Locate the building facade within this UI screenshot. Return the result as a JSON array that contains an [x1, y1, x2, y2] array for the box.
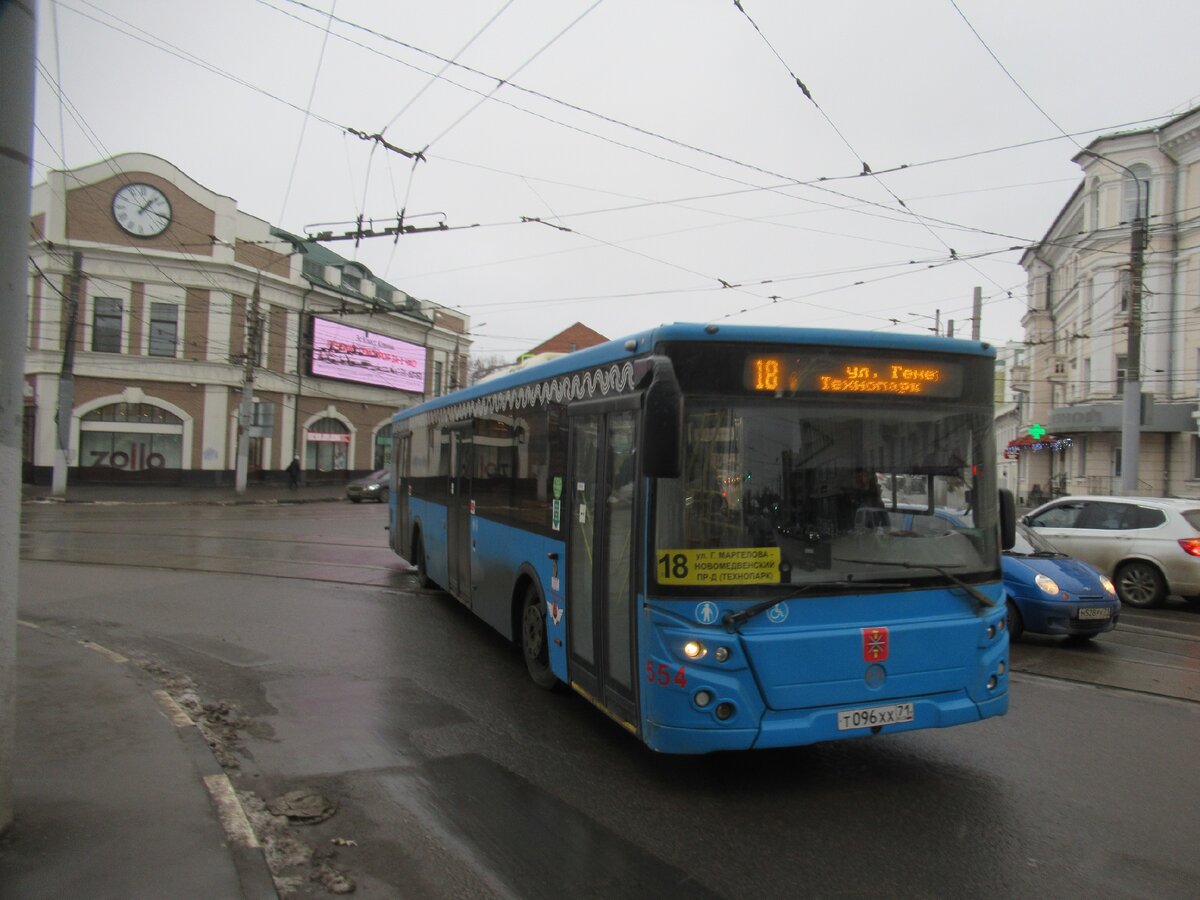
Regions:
[[1016, 106, 1200, 501], [24, 153, 470, 485]]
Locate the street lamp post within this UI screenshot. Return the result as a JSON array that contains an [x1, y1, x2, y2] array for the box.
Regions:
[[1081, 150, 1146, 495]]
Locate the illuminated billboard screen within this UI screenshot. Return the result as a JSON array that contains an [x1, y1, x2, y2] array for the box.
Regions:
[[309, 317, 427, 392]]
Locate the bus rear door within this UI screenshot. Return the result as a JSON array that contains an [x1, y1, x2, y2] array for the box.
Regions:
[[568, 401, 639, 730], [446, 424, 473, 606]]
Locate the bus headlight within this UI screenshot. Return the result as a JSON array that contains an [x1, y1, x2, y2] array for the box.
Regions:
[[683, 640, 706, 659]]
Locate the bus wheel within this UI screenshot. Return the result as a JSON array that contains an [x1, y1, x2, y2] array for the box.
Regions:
[[413, 531, 433, 589], [521, 584, 559, 690]]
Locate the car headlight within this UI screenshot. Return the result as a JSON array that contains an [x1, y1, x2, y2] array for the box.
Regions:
[[1034, 573, 1060, 595], [1098, 574, 1116, 596]]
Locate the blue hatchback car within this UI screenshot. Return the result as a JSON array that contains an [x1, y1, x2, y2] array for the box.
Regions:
[[886, 507, 1120, 641], [1002, 523, 1120, 640]]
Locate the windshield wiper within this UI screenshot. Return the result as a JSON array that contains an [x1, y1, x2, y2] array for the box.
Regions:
[[722, 578, 897, 632], [834, 558, 996, 611]]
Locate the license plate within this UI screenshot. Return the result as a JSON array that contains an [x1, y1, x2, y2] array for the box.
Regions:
[[1077, 607, 1111, 620], [837, 702, 914, 731]]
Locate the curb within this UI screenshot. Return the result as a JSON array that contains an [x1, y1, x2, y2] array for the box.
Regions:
[[75, 634, 280, 900]]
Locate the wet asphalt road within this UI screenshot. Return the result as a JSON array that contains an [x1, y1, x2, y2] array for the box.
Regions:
[[18, 501, 1200, 898]]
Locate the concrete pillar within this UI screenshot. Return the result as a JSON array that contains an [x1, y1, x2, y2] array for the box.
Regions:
[[0, 0, 37, 834]]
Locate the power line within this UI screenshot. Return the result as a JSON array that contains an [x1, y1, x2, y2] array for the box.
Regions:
[[948, 0, 1082, 152], [278, 0, 339, 226]]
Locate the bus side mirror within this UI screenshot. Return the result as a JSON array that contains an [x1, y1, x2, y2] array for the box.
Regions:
[[999, 488, 1016, 550], [642, 358, 682, 479]]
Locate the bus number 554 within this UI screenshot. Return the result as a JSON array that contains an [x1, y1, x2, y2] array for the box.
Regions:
[[646, 660, 687, 688]]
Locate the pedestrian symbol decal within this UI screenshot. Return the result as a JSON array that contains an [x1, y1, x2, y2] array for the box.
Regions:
[[695, 601, 720, 625]]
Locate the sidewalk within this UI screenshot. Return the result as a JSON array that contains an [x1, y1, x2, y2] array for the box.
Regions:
[[21, 480, 349, 505], [0, 624, 276, 900]]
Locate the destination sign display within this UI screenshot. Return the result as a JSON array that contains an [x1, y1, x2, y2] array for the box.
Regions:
[[744, 353, 963, 399]]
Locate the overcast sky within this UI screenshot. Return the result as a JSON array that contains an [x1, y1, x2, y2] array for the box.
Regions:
[[32, 0, 1200, 360]]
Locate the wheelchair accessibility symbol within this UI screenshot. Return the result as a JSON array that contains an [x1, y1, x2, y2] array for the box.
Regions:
[[766, 602, 789, 624]]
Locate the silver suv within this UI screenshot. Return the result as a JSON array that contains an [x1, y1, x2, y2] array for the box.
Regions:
[[1023, 495, 1200, 608]]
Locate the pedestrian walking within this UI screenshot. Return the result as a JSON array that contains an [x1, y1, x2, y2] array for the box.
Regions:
[[287, 456, 301, 488]]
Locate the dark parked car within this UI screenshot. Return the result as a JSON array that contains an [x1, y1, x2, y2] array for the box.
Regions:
[[346, 469, 389, 503], [1002, 523, 1119, 640]]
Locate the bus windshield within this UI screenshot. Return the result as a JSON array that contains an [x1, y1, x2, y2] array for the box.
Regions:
[[652, 399, 998, 593]]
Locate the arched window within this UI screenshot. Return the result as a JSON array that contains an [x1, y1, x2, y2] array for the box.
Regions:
[[305, 416, 350, 471], [1121, 164, 1150, 223], [80, 403, 184, 471]]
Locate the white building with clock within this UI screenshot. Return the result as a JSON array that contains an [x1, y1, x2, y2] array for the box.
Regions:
[[24, 152, 471, 486]]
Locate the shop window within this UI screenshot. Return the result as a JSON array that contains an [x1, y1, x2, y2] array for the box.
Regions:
[[374, 430, 390, 469], [80, 430, 182, 471], [92, 298, 122, 353], [305, 416, 350, 472], [79, 402, 185, 472], [149, 302, 178, 357], [82, 403, 182, 425]]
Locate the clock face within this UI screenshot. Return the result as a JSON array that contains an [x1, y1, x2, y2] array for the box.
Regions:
[[112, 183, 172, 237]]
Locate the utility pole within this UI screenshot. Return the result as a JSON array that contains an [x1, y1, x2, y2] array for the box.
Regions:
[[235, 277, 262, 495], [971, 286, 982, 341], [1082, 151, 1146, 495], [1123, 209, 1147, 494], [1, 0, 37, 835], [51, 251, 82, 497]]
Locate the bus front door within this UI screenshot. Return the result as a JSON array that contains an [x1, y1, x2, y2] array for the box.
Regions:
[[568, 406, 638, 731], [447, 427, 473, 606]]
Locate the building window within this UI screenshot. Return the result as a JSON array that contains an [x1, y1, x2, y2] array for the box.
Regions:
[[1122, 164, 1151, 222], [1089, 177, 1100, 230], [148, 302, 178, 357], [341, 271, 362, 292], [1118, 270, 1130, 314], [1082, 278, 1093, 330], [433, 360, 444, 396], [92, 297, 122, 353], [375, 285, 393, 304], [1077, 435, 1087, 477], [1115, 354, 1127, 396]]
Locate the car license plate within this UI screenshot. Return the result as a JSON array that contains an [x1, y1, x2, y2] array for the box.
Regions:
[[1077, 607, 1111, 620], [837, 702, 914, 731]]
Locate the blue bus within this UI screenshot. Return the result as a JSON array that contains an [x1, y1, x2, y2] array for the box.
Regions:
[[389, 323, 1016, 753]]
